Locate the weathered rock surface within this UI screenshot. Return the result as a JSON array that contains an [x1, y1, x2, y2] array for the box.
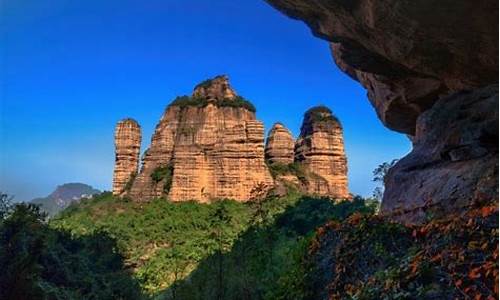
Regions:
[[112, 118, 141, 195], [382, 85, 499, 222], [128, 76, 273, 202], [265, 0, 498, 134], [192, 75, 237, 100], [294, 106, 349, 199], [265, 123, 295, 165], [265, 0, 498, 221]]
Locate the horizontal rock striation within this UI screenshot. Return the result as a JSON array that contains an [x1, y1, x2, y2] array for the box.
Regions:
[[265, 123, 295, 165], [112, 119, 141, 195], [294, 106, 349, 199], [127, 76, 273, 202], [265, 0, 498, 221]]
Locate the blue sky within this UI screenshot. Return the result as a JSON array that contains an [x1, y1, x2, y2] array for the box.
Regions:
[[1, 0, 410, 201]]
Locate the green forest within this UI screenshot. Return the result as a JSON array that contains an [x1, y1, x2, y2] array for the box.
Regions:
[[1, 189, 497, 300]]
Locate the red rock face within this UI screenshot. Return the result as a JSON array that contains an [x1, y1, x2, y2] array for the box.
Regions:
[[127, 76, 273, 202], [294, 107, 350, 199], [112, 119, 141, 195], [265, 0, 498, 221], [265, 123, 295, 165]]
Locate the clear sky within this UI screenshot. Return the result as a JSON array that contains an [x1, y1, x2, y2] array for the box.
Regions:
[[1, 0, 411, 201]]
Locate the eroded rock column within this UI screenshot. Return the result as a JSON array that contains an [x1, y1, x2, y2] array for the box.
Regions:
[[295, 106, 350, 199], [113, 118, 141, 196], [265, 123, 295, 165]]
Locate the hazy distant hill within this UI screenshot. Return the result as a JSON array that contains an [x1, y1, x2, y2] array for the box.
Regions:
[[31, 183, 100, 216]]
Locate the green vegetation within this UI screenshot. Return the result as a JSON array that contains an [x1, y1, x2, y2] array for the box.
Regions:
[[166, 196, 375, 300], [168, 95, 256, 113], [3, 188, 496, 299], [300, 204, 499, 299], [151, 164, 174, 194], [306, 105, 341, 125], [267, 162, 307, 181], [48, 190, 375, 298], [124, 171, 137, 192], [0, 193, 143, 300]]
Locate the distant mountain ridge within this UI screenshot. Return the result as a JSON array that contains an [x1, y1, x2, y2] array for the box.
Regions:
[[31, 183, 100, 216]]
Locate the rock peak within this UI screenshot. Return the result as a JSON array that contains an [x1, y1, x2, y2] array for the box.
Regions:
[[118, 118, 140, 127], [301, 105, 342, 137], [265, 122, 295, 165], [192, 75, 237, 101], [295, 105, 349, 199], [113, 119, 141, 196]]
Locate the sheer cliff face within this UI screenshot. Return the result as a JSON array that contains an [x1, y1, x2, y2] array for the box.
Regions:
[[112, 119, 141, 195], [265, 123, 295, 165], [128, 76, 273, 202], [265, 0, 498, 221], [294, 107, 349, 199]]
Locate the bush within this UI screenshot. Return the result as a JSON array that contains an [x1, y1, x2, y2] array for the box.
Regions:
[[124, 171, 137, 192], [267, 162, 307, 182], [305, 105, 341, 125], [303, 204, 499, 299], [50, 191, 376, 298], [168, 95, 256, 113], [151, 164, 174, 194], [0, 202, 143, 300]]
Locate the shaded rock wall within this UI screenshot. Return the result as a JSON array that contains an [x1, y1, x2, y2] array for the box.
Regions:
[[265, 0, 498, 135], [382, 85, 499, 222], [294, 107, 349, 199], [112, 119, 141, 195], [265, 123, 295, 165], [265, 0, 498, 220]]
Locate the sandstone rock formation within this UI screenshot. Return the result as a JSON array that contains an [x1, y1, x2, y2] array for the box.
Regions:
[[265, 0, 498, 135], [265, 123, 295, 165], [127, 76, 273, 202], [382, 85, 499, 222], [294, 106, 349, 199], [112, 118, 141, 195], [265, 0, 498, 221]]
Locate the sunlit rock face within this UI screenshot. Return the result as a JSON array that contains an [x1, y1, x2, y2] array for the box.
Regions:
[[265, 0, 498, 221], [112, 118, 142, 196], [382, 85, 499, 222], [294, 106, 350, 199], [265, 123, 295, 165], [128, 75, 273, 202]]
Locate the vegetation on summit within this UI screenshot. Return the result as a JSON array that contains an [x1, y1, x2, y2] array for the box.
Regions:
[[168, 95, 256, 112]]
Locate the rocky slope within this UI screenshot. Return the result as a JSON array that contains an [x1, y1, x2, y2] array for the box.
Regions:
[[112, 118, 141, 195], [31, 183, 100, 216], [294, 106, 349, 199], [127, 76, 274, 202], [265, 0, 498, 221]]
